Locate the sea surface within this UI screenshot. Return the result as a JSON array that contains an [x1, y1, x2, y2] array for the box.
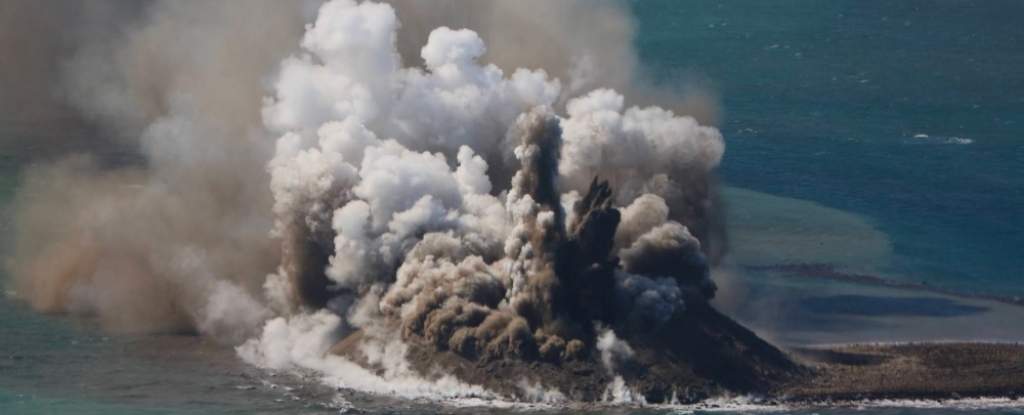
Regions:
[[1, 0, 1022, 414], [634, 0, 1024, 296]]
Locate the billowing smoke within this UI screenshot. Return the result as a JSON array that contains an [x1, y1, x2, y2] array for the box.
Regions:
[[245, 0, 725, 396], [4, 0, 315, 338], [595, 327, 646, 403], [5, 0, 726, 401], [381, 0, 722, 126]]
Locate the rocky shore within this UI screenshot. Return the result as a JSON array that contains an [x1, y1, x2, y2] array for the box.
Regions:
[[785, 342, 1024, 403], [332, 303, 1024, 405]]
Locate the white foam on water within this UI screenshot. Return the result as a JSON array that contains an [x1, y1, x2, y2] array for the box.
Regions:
[[237, 311, 504, 403], [850, 397, 1024, 411], [947, 137, 974, 145], [907, 134, 975, 145]]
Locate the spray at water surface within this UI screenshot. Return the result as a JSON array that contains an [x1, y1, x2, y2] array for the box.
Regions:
[[4, 0, 741, 402]]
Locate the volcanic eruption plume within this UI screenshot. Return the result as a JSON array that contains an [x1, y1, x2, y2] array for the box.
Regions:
[[6, 0, 729, 401], [243, 0, 726, 399]]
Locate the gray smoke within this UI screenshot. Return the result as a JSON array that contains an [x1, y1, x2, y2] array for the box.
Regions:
[[5, 0, 729, 399], [252, 1, 726, 380], [5, 0, 315, 339]]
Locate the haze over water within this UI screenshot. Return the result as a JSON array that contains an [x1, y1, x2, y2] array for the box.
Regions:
[[2, 0, 1023, 414]]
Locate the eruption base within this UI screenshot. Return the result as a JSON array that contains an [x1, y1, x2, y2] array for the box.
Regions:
[[332, 302, 805, 403]]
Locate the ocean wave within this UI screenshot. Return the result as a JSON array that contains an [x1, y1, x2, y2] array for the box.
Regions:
[[908, 134, 975, 145]]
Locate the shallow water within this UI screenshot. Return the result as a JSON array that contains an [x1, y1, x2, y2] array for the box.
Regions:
[[2, 0, 1023, 414], [634, 0, 1024, 297], [717, 187, 1024, 347], [3, 186, 1022, 414]]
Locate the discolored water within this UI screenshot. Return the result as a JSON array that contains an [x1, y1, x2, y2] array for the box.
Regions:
[[2, 0, 1023, 414], [634, 0, 1024, 297]]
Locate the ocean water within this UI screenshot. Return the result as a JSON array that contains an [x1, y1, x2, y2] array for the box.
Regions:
[[634, 0, 1024, 297], [1, 0, 1023, 414]]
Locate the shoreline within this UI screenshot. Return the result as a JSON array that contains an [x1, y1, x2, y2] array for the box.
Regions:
[[794, 340, 1024, 348], [308, 337, 1024, 413], [456, 337, 1024, 411], [326, 302, 1024, 408], [783, 342, 1024, 404]]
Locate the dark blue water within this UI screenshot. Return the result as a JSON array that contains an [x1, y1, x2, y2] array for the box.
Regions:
[[634, 0, 1024, 297], [2, 1, 1023, 414]]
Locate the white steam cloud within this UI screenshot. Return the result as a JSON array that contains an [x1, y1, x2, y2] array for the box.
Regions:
[[6, 0, 725, 403]]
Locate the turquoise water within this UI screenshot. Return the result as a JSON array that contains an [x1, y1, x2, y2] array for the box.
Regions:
[[634, 0, 1024, 297], [3, 0, 1024, 414]]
